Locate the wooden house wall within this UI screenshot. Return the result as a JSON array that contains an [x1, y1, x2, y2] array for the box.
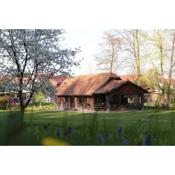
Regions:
[[114, 83, 144, 95]]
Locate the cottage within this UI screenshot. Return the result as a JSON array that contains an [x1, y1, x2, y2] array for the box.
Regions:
[[56, 72, 148, 111]]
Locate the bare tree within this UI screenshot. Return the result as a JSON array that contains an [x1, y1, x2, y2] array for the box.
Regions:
[[95, 30, 122, 73], [120, 29, 143, 80], [149, 30, 175, 109], [147, 30, 167, 108]]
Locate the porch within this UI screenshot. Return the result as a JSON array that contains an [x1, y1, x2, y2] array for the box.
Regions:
[[93, 94, 144, 111], [56, 94, 144, 112], [56, 96, 95, 111]]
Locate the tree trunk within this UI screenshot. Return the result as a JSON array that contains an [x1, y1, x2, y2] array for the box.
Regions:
[[158, 34, 166, 109], [110, 45, 115, 73], [19, 90, 25, 120], [135, 30, 141, 79], [20, 105, 25, 120], [166, 35, 175, 109], [132, 30, 141, 81], [40, 102, 42, 110]]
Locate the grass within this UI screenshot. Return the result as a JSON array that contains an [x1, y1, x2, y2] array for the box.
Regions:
[[0, 109, 175, 145]]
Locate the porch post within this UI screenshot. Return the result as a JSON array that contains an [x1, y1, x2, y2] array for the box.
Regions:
[[74, 97, 78, 110], [105, 95, 111, 112], [91, 97, 95, 112], [59, 97, 64, 110], [67, 97, 71, 110], [139, 94, 144, 110]]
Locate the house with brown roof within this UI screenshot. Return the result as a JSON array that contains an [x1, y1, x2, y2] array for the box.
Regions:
[[56, 72, 148, 111]]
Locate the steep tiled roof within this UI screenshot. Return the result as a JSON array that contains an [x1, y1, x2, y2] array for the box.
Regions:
[[94, 79, 128, 94], [57, 72, 121, 96], [57, 72, 148, 96]]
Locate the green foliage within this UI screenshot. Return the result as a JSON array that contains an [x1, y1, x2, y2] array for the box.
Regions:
[[33, 92, 46, 108], [34, 92, 45, 103], [136, 69, 160, 90]]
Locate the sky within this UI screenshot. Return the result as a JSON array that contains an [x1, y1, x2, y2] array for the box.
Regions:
[[64, 29, 104, 75], [64, 29, 133, 76]]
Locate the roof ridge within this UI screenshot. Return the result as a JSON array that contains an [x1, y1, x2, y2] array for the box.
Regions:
[[73, 72, 119, 77]]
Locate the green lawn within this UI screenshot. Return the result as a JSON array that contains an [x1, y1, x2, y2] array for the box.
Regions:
[[0, 109, 175, 145]]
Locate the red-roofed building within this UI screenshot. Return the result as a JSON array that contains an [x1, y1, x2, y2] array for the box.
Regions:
[[50, 76, 67, 87]]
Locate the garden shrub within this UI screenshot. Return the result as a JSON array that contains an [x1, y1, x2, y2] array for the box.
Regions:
[[0, 96, 10, 110]]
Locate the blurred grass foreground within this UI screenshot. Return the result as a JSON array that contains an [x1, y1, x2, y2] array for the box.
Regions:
[[0, 109, 175, 145]]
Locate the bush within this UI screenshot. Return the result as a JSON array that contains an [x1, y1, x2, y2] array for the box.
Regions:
[[0, 96, 10, 110]]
